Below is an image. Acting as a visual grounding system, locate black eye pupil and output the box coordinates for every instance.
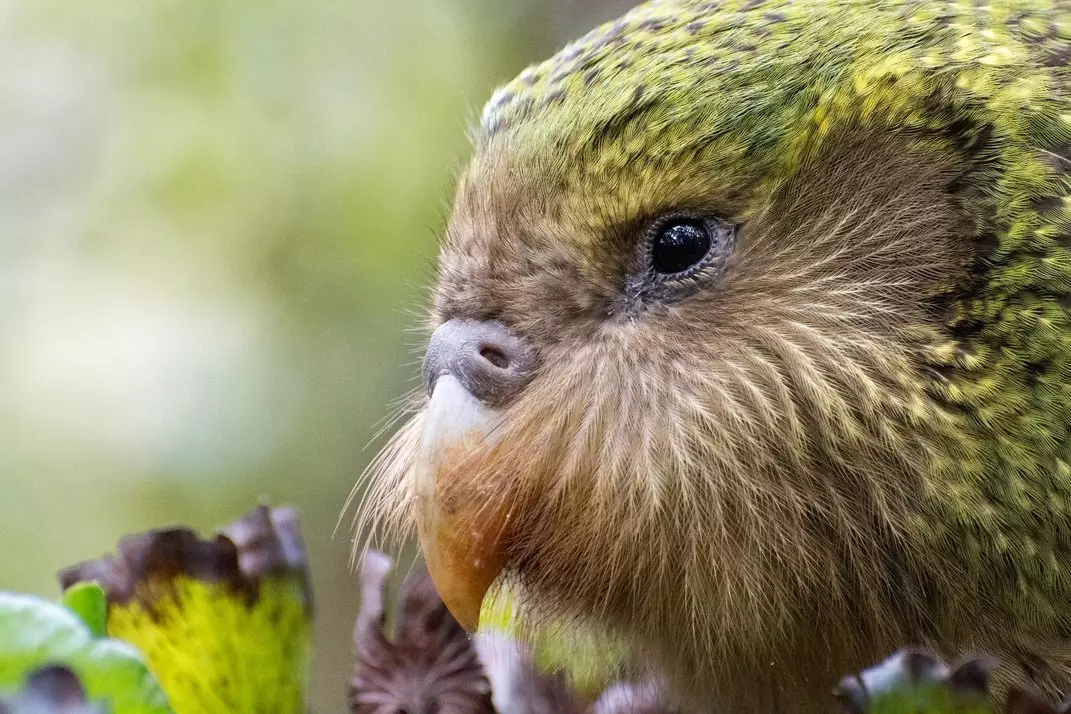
[652,219,712,275]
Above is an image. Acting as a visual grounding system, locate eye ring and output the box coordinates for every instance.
[645,213,734,281]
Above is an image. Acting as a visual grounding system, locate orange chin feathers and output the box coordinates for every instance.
[414,375,514,631]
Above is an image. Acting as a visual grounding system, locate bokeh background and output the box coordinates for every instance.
[0,0,636,711]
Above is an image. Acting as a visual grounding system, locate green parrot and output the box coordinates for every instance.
[358,0,1071,711]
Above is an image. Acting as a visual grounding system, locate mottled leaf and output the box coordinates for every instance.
[59,504,311,714]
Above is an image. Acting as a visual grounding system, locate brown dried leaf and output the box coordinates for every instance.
[58,504,311,617]
[1005,687,1071,714]
[350,551,494,714]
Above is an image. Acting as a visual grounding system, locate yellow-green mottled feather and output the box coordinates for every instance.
[472,0,1071,702]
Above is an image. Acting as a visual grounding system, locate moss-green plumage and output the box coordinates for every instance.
[385,1,1071,710]
[488,0,1071,641]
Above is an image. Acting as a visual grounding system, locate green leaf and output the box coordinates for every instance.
[61,583,108,638]
[0,591,173,714]
[835,649,996,714]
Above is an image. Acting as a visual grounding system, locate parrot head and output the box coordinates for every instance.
[358,0,1071,707]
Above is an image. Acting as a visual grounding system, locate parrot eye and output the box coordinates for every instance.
[647,215,730,278]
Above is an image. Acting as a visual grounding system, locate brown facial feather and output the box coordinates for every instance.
[360,127,975,711]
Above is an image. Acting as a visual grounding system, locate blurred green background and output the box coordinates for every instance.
[0,0,632,710]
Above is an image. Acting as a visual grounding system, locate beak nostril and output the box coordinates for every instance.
[478,345,510,369]
[424,319,534,405]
